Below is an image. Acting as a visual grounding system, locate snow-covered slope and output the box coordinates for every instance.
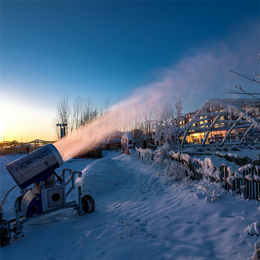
[0,151,259,259]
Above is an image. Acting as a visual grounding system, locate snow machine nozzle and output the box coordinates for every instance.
[1,143,95,246]
[6,144,63,190]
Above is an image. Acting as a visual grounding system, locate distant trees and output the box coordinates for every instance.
[54,94,70,139]
[70,97,98,132]
[54,92,185,151]
[54,95,112,139]
[128,107,155,137]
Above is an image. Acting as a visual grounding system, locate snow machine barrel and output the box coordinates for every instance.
[6,144,63,190]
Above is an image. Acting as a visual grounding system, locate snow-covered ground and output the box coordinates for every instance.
[0,151,259,260]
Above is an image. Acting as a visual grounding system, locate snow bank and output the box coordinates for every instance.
[245,221,260,237]
[76,152,126,194]
[182,177,227,202]
[253,237,260,260]
[244,222,260,260]
[157,160,188,184]
[1,152,260,259]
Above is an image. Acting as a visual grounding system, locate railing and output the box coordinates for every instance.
[136,148,260,200]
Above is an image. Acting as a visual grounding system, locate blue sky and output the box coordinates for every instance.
[1,1,260,141]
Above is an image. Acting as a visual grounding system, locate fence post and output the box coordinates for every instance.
[246,179,250,199]
[224,166,227,190]
[232,179,235,191]
[256,167,260,199]
[188,161,193,180]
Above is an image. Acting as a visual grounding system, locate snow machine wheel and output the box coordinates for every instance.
[81,195,95,213]
[0,219,11,246]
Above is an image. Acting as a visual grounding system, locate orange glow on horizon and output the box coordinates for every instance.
[0,100,56,142]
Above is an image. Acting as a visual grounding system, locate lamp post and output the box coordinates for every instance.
[57,123,67,139]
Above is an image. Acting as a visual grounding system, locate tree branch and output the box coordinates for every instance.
[230,70,260,84]
[225,85,260,101]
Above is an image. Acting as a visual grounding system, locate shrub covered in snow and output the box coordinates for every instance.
[244,222,260,260]
[245,221,260,237]
[252,238,260,260]
[151,97,184,150]
[157,159,188,183]
[136,147,154,163]
[182,177,227,203]
[153,142,172,165]
[192,157,217,178]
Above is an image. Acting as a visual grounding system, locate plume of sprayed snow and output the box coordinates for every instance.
[54,23,259,161]
[54,79,174,161]
[155,23,260,111]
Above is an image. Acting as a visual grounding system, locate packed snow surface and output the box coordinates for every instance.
[0,151,259,260]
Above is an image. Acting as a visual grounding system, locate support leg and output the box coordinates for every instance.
[77,186,84,215]
[13,199,24,239]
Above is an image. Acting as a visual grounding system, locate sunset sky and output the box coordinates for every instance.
[1,1,259,142]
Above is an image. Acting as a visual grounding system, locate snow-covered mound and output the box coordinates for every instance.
[76,152,127,194]
[0,151,259,260]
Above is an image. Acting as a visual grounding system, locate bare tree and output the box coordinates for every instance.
[54,94,70,139]
[99,98,111,116]
[226,53,260,99]
[71,96,83,132]
[70,97,99,130]
[55,95,113,139]
[175,96,183,128]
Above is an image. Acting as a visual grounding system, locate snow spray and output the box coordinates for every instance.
[54,79,175,161]
[54,25,259,161]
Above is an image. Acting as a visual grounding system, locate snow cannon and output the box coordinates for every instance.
[0,143,95,247]
[6,144,63,190]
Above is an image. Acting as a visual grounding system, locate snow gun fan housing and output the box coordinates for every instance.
[1,144,95,246]
[6,144,63,190]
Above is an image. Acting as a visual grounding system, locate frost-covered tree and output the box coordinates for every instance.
[151,96,184,150]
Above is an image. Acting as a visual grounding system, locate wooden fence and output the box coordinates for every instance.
[137,149,260,201]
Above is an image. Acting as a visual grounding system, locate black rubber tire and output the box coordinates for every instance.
[0,219,11,246]
[81,195,95,213]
